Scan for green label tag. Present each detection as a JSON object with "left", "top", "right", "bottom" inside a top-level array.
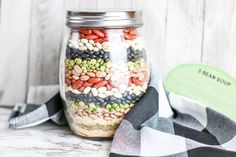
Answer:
[{"left": 164, "top": 64, "right": 236, "bottom": 122}]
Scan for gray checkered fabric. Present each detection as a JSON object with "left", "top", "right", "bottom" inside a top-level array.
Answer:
[{"left": 110, "top": 87, "right": 236, "bottom": 157}]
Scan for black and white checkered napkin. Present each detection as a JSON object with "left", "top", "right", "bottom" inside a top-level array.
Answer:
[
  {"left": 8, "top": 93, "right": 67, "bottom": 129},
  {"left": 8, "top": 84, "right": 236, "bottom": 156},
  {"left": 110, "top": 86, "right": 236, "bottom": 157}
]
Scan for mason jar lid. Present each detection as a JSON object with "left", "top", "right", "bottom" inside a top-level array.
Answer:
[{"left": 66, "top": 11, "right": 143, "bottom": 28}]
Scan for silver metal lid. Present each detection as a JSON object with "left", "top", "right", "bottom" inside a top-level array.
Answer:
[{"left": 66, "top": 11, "right": 143, "bottom": 28}]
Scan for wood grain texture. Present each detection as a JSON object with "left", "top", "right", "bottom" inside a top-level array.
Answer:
[
  {"left": 27, "top": 85, "right": 59, "bottom": 104},
  {"left": 65, "top": 0, "right": 135, "bottom": 11},
  {"left": 0, "top": 0, "right": 1, "bottom": 26},
  {"left": 163, "top": 0, "right": 204, "bottom": 77},
  {"left": 202, "top": 0, "right": 236, "bottom": 77},
  {"left": 1, "top": 0, "right": 236, "bottom": 106},
  {"left": 96, "top": 0, "right": 136, "bottom": 11},
  {"left": 0, "top": 108, "right": 111, "bottom": 157},
  {"left": 136, "top": 0, "right": 168, "bottom": 83},
  {"left": 0, "top": 0, "right": 31, "bottom": 105},
  {"left": 0, "top": 85, "right": 111, "bottom": 156},
  {"left": 28, "top": 0, "right": 65, "bottom": 87}
]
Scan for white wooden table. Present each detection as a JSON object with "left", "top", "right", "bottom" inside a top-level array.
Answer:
[
  {"left": 0, "top": 85, "right": 111, "bottom": 157},
  {"left": 0, "top": 107, "right": 111, "bottom": 157}
]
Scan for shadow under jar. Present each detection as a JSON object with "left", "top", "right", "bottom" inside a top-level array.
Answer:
[{"left": 60, "top": 11, "right": 150, "bottom": 138}]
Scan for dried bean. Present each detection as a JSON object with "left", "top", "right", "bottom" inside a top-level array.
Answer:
[
  {"left": 100, "top": 71, "right": 107, "bottom": 77},
  {"left": 66, "top": 79, "right": 71, "bottom": 86},
  {"left": 114, "top": 112, "right": 123, "bottom": 117},
  {"left": 74, "top": 65, "right": 82, "bottom": 74},
  {"left": 81, "top": 38, "right": 88, "bottom": 44},
  {"left": 72, "top": 80, "right": 83, "bottom": 89},
  {"left": 98, "top": 93, "right": 106, "bottom": 98},
  {"left": 94, "top": 38, "right": 103, "bottom": 43},
  {"left": 93, "top": 47, "right": 99, "bottom": 51},
  {"left": 96, "top": 71, "right": 104, "bottom": 78},
  {"left": 88, "top": 77, "right": 101, "bottom": 84},
  {"left": 78, "top": 42, "right": 84, "bottom": 47},
  {"left": 124, "top": 33, "right": 133, "bottom": 40},
  {"left": 93, "top": 30, "right": 105, "bottom": 37},
  {"left": 134, "top": 89, "right": 141, "bottom": 95},
  {"left": 79, "top": 29, "right": 92, "bottom": 35},
  {"left": 83, "top": 87, "right": 91, "bottom": 94},
  {"left": 89, "top": 39, "right": 94, "bottom": 44},
  {"left": 94, "top": 80, "right": 108, "bottom": 88},
  {"left": 111, "top": 88, "right": 119, "bottom": 92},
  {"left": 106, "top": 84, "right": 112, "bottom": 91},
  {"left": 105, "top": 74, "right": 111, "bottom": 80},
  {"left": 95, "top": 43, "right": 102, "bottom": 49},
  {"left": 91, "top": 88, "right": 98, "bottom": 96},
  {"left": 80, "top": 75, "right": 90, "bottom": 81},
  {"left": 131, "top": 77, "right": 143, "bottom": 86},
  {"left": 110, "top": 114, "right": 117, "bottom": 119},
  {"left": 77, "top": 111, "right": 83, "bottom": 117},
  {"left": 85, "top": 43, "right": 94, "bottom": 51},
  {"left": 114, "top": 92, "right": 122, "bottom": 98},
  {"left": 72, "top": 70, "right": 80, "bottom": 76},
  {"left": 80, "top": 34, "right": 85, "bottom": 38},
  {"left": 86, "top": 35, "right": 99, "bottom": 40},
  {"left": 83, "top": 82, "right": 93, "bottom": 87},
  {"left": 72, "top": 75, "right": 80, "bottom": 80},
  {"left": 81, "top": 111, "right": 88, "bottom": 116},
  {"left": 87, "top": 72, "right": 96, "bottom": 77},
  {"left": 98, "top": 87, "right": 107, "bottom": 93},
  {"left": 124, "top": 108, "right": 131, "bottom": 114},
  {"left": 102, "top": 108, "right": 109, "bottom": 113},
  {"left": 129, "top": 29, "right": 137, "bottom": 35},
  {"left": 105, "top": 91, "right": 113, "bottom": 96},
  {"left": 79, "top": 86, "right": 85, "bottom": 92},
  {"left": 101, "top": 38, "right": 108, "bottom": 43}
]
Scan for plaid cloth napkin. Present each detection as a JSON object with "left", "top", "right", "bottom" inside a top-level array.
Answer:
[
  {"left": 8, "top": 70, "right": 236, "bottom": 156},
  {"left": 8, "top": 84, "right": 236, "bottom": 156},
  {"left": 110, "top": 85, "right": 236, "bottom": 157}
]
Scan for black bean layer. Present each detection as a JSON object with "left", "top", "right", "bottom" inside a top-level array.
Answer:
[
  {"left": 66, "top": 46, "right": 146, "bottom": 62},
  {"left": 66, "top": 46, "right": 110, "bottom": 62},
  {"left": 65, "top": 91, "right": 145, "bottom": 107},
  {"left": 127, "top": 47, "right": 146, "bottom": 62}
]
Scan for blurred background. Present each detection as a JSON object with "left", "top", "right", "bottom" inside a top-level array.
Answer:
[{"left": 0, "top": 0, "right": 235, "bottom": 106}]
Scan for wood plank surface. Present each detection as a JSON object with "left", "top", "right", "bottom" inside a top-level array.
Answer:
[
  {"left": 0, "top": 0, "right": 236, "bottom": 105},
  {"left": 163, "top": 0, "right": 204, "bottom": 77},
  {"left": 65, "top": 0, "right": 135, "bottom": 11},
  {"left": 27, "top": 0, "right": 65, "bottom": 87},
  {"left": 0, "top": 108, "right": 111, "bottom": 157},
  {"left": 202, "top": 0, "right": 236, "bottom": 77},
  {"left": 0, "top": 85, "right": 111, "bottom": 156},
  {"left": 136, "top": 0, "right": 168, "bottom": 83},
  {"left": 0, "top": 0, "right": 31, "bottom": 105}
]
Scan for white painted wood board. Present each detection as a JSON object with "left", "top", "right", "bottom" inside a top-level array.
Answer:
[
  {"left": 0, "top": 0, "right": 31, "bottom": 105},
  {"left": 27, "top": 0, "right": 65, "bottom": 87},
  {"left": 202, "top": 0, "right": 236, "bottom": 78},
  {"left": 163, "top": 0, "right": 204, "bottom": 77},
  {"left": 0, "top": 108, "right": 111, "bottom": 157},
  {"left": 0, "top": 85, "right": 111, "bottom": 156},
  {"left": 0, "top": 0, "right": 236, "bottom": 105}
]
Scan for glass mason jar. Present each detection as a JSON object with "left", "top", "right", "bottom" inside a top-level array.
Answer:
[{"left": 60, "top": 11, "right": 150, "bottom": 138}]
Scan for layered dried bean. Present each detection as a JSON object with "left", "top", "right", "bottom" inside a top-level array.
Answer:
[{"left": 63, "top": 28, "right": 149, "bottom": 137}]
